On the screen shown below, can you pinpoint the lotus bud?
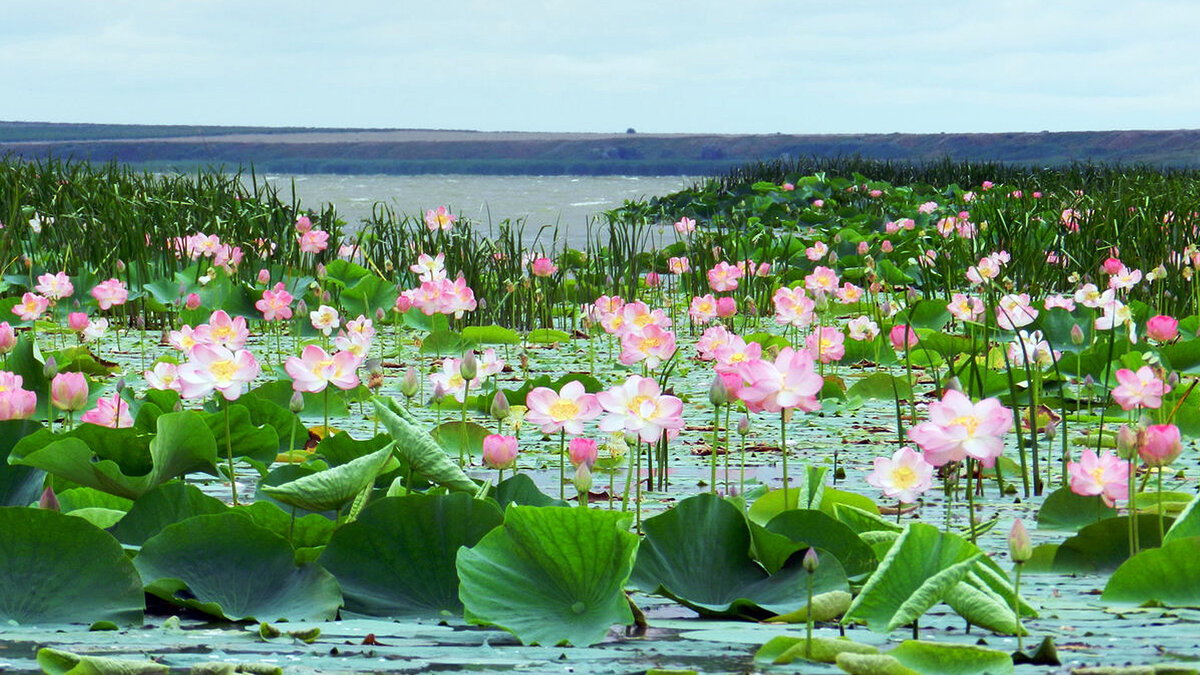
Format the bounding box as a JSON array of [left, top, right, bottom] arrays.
[[67, 312, 89, 332], [322, 290, 332, 303], [114, 377, 126, 394], [568, 437, 599, 469], [737, 414, 750, 437], [295, 299, 308, 317], [401, 367, 420, 399], [828, 250, 839, 265], [51, 372, 88, 412], [375, 307, 386, 323], [43, 356, 58, 379], [708, 372, 728, 408], [185, 293, 202, 310], [1070, 323, 1085, 345], [482, 434, 518, 470], [460, 350, 478, 381], [573, 462, 593, 495], [802, 547, 819, 573], [1116, 423, 1138, 459], [1044, 417, 1058, 442], [289, 390, 305, 413], [173, 399, 184, 413], [1167, 371, 1180, 388], [257, 268, 271, 285], [1008, 518, 1032, 563], [115, 259, 126, 273], [645, 271, 661, 288], [39, 486, 59, 511], [384, 259, 395, 273], [490, 390, 510, 421], [316, 263, 327, 280]]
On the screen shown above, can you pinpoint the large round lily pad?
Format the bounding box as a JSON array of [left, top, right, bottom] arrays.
[[319, 493, 502, 617], [0, 507, 144, 625], [457, 506, 638, 646], [134, 511, 342, 621]]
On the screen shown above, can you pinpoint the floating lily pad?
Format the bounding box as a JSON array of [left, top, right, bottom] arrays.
[[110, 482, 228, 546], [1036, 486, 1117, 531], [1103, 537, 1200, 607]]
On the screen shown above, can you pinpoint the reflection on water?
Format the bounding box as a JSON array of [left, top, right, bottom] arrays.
[[243, 173, 695, 248]]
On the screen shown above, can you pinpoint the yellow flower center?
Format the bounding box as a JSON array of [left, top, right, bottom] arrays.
[[313, 358, 335, 377], [634, 314, 653, 327], [549, 398, 581, 421], [641, 337, 661, 351], [950, 415, 980, 436], [210, 359, 238, 383], [728, 352, 746, 364], [891, 465, 917, 489]]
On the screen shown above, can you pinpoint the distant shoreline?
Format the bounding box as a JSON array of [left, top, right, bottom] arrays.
[[5, 122, 1200, 175]]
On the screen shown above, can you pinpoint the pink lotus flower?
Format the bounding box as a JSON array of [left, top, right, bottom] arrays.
[[835, 282, 864, 304], [428, 357, 479, 403], [0, 371, 37, 420], [696, 325, 732, 361], [806, 326, 845, 364], [667, 257, 690, 274], [1111, 366, 1169, 410], [568, 437, 599, 469], [394, 292, 414, 313], [91, 279, 128, 310], [947, 293, 984, 322], [410, 252, 447, 282], [644, 271, 661, 288], [195, 310, 249, 351], [773, 286, 815, 328], [145, 362, 182, 392], [889, 324, 918, 351], [689, 294, 718, 324], [531, 257, 558, 278], [673, 216, 696, 235], [525, 380, 601, 436], [425, 206, 457, 231], [804, 266, 839, 297], [996, 293, 1038, 330], [12, 293, 49, 322], [707, 261, 743, 292], [736, 347, 823, 414], [847, 315, 880, 341], [866, 447, 934, 503], [50, 372, 88, 411], [299, 229, 330, 254], [285, 345, 361, 393], [713, 335, 762, 374], [1146, 315, 1179, 342], [781, 182, 795, 191], [295, 215, 313, 234], [597, 375, 685, 444], [715, 296, 737, 318], [177, 344, 261, 401], [907, 389, 1013, 467], [310, 305, 341, 336], [256, 286, 294, 321], [619, 325, 677, 370], [805, 241, 828, 261], [1067, 449, 1128, 506], [80, 393, 133, 428], [482, 434, 518, 469], [35, 272, 73, 300], [0, 322, 16, 354], [1140, 423, 1182, 467]]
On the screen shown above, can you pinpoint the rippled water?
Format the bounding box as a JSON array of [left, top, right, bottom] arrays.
[[246, 174, 696, 248]]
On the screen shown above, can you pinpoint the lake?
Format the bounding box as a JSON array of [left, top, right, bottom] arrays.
[[245, 173, 697, 248]]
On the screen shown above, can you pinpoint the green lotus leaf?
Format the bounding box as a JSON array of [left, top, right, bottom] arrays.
[[1164, 492, 1200, 544], [231, 501, 337, 551], [10, 411, 217, 500], [494, 473, 568, 510], [457, 506, 638, 646], [420, 329, 473, 356], [202, 405, 279, 466], [1036, 486, 1117, 531], [312, 431, 391, 466], [319, 493, 502, 617], [133, 512, 342, 621], [834, 503, 903, 535], [431, 421, 491, 460], [763, 508, 878, 578], [631, 494, 848, 618], [884, 640, 1014, 675], [57, 488, 133, 513], [461, 324, 521, 345], [1102, 537, 1200, 607], [110, 482, 228, 546], [526, 328, 571, 343], [373, 396, 477, 493], [755, 635, 877, 664], [1053, 516, 1170, 573], [232, 393, 309, 455], [842, 523, 982, 633], [260, 444, 394, 513], [0, 418, 45, 506], [37, 647, 167, 675], [0, 507, 144, 625], [66, 507, 127, 529]]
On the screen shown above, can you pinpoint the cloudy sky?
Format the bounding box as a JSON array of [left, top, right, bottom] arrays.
[[5, 1, 1198, 134]]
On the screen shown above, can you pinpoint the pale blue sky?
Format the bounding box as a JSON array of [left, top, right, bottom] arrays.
[[5, 1, 1198, 134]]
